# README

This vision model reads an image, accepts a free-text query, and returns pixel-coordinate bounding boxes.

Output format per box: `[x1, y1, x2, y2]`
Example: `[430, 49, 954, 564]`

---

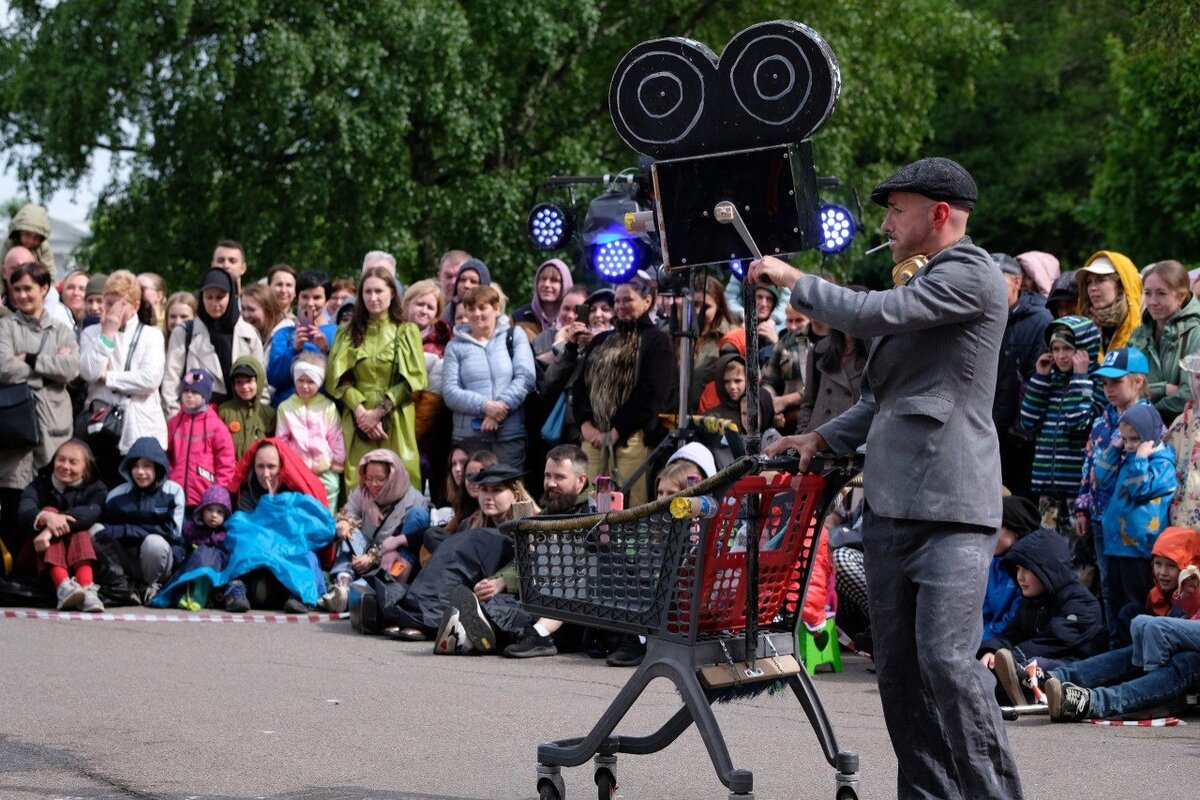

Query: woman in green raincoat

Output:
[326, 267, 427, 492]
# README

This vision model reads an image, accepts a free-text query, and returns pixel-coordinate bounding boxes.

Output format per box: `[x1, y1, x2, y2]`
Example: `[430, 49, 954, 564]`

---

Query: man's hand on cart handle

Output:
[763, 431, 829, 473]
[747, 255, 805, 290]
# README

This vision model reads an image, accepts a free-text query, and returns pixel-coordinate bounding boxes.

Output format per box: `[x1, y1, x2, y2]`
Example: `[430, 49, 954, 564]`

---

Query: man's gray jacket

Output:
[789, 237, 1006, 529]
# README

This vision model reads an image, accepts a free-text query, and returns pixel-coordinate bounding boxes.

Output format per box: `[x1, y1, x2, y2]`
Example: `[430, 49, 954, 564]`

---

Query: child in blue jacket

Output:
[1019, 316, 1103, 532]
[983, 496, 1039, 641]
[1095, 403, 1178, 644]
[97, 437, 187, 604]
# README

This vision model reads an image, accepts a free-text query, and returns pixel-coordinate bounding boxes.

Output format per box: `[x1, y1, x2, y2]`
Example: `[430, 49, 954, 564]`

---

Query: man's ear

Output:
[929, 201, 953, 230]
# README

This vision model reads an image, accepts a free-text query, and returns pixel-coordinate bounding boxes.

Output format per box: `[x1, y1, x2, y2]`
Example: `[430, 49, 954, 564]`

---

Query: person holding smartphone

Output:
[266, 270, 339, 406]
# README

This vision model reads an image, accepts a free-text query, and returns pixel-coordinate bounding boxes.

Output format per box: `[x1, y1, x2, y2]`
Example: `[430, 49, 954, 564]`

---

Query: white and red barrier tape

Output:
[3, 608, 348, 624]
[1088, 717, 1186, 727]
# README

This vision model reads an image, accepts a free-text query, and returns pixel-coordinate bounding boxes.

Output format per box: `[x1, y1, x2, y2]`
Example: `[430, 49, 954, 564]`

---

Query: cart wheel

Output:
[834, 787, 857, 800]
[539, 784, 561, 800]
[595, 769, 616, 800]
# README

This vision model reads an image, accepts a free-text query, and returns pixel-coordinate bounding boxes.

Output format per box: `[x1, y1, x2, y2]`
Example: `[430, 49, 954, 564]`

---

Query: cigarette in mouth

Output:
[865, 241, 892, 255]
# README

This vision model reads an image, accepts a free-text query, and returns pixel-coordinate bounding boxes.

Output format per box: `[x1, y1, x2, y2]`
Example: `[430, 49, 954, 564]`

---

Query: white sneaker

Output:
[56, 578, 86, 611]
[434, 607, 469, 655]
[81, 583, 105, 613]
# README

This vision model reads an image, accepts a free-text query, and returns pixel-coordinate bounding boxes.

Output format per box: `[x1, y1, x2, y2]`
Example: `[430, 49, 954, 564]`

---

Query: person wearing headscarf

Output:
[512, 258, 574, 337]
[160, 268, 263, 416]
[320, 449, 431, 612]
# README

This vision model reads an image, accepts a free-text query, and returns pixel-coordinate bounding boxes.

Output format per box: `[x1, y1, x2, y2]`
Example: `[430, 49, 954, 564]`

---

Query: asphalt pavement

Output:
[1, 611, 1196, 799]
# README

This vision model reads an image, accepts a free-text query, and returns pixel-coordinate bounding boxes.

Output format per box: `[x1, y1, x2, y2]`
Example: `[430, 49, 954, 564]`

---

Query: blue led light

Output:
[728, 259, 747, 279]
[593, 239, 639, 281]
[818, 204, 856, 254]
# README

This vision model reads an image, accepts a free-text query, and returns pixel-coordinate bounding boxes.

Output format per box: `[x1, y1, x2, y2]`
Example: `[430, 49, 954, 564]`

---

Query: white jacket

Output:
[79, 321, 168, 452]
[160, 317, 264, 416]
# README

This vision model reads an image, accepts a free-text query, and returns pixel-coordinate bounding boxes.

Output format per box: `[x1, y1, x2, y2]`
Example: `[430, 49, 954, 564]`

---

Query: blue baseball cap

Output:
[1094, 347, 1149, 378]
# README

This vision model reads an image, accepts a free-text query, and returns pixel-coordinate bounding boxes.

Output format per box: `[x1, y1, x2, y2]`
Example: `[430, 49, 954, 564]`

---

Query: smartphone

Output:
[575, 303, 590, 320]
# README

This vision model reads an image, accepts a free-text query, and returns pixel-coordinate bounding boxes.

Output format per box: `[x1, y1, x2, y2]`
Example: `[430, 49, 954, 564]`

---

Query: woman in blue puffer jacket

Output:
[442, 285, 536, 471]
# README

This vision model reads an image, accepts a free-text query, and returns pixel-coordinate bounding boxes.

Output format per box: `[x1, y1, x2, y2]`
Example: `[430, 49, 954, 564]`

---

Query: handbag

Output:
[75, 323, 144, 450]
[0, 328, 51, 449]
[540, 393, 568, 444]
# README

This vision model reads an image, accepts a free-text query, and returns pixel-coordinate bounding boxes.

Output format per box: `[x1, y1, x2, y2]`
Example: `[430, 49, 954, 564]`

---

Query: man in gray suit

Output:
[749, 157, 1023, 800]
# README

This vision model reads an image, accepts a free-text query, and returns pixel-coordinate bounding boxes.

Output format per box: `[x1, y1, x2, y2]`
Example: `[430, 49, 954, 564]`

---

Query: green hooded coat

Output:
[216, 355, 276, 460]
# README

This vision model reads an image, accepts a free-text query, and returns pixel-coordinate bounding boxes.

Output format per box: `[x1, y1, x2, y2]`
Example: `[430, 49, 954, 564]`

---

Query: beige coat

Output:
[160, 317, 264, 417]
[0, 310, 80, 489]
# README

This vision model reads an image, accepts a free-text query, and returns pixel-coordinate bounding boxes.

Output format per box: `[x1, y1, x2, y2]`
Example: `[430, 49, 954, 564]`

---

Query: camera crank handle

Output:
[713, 201, 768, 283]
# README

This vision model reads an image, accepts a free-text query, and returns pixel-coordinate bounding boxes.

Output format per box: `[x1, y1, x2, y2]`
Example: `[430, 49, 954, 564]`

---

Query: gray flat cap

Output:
[870, 157, 977, 210]
[992, 252, 1022, 276]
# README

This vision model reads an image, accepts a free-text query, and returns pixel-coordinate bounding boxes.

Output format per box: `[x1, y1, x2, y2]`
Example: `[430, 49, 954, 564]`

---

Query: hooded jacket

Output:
[1146, 526, 1200, 616]
[230, 437, 328, 512]
[183, 484, 232, 548]
[442, 316, 536, 442]
[160, 271, 264, 417]
[1074, 397, 1158, 519]
[216, 355, 276, 459]
[1019, 315, 1103, 496]
[1126, 292, 1200, 425]
[3, 204, 56, 278]
[1015, 251, 1060, 298]
[79, 316, 168, 453]
[103, 437, 186, 560]
[1096, 439, 1178, 559]
[1078, 250, 1142, 358]
[512, 259, 574, 333]
[981, 528, 1106, 660]
[167, 401, 236, 507]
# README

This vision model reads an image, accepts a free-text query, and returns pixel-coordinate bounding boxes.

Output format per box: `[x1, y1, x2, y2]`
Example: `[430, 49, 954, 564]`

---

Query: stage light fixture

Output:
[527, 202, 574, 250]
[593, 238, 641, 281]
[728, 259, 747, 279]
[818, 204, 856, 254]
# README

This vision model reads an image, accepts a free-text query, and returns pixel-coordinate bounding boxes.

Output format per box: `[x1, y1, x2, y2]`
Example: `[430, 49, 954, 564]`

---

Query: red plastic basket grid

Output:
[663, 470, 825, 638]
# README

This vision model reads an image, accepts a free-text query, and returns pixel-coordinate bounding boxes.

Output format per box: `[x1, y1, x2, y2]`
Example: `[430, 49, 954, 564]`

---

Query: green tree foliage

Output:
[1085, 0, 1200, 265]
[928, 0, 1128, 268]
[0, 0, 1002, 292]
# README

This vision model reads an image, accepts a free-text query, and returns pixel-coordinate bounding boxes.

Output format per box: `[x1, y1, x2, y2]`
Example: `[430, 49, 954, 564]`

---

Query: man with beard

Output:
[494, 445, 591, 657]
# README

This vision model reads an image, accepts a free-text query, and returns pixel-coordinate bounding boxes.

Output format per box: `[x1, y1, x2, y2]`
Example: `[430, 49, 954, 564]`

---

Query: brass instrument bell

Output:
[891, 254, 928, 287]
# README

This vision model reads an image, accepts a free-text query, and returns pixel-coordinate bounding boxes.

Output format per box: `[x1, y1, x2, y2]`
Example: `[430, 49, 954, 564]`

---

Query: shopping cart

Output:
[501, 453, 864, 800]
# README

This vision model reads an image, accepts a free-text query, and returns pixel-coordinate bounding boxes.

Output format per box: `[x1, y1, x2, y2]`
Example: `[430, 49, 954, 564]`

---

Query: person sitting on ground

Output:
[998, 570, 1200, 720]
[166, 368, 236, 512]
[216, 356, 276, 461]
[172, 485, 235, 611]
[978, 528, 1107, 690]
[96, 437, 186, 606]
[158, 438, 332, 614]
[19, 439, 107, 612]
[983, 496, 1040, 642]
[275, 352, 345, 511]
[321, 449, 429, 613]
[1095, 403, 1178, 645]
[501, 444, 593, 658]
[361, 463, 538, 646]
[1113, 526, 1200, 640]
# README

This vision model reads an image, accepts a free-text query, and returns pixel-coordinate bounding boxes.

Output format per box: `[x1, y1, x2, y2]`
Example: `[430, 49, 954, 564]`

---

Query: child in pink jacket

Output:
[167, 368, 236, 512]
[275, 352, 345, 510]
